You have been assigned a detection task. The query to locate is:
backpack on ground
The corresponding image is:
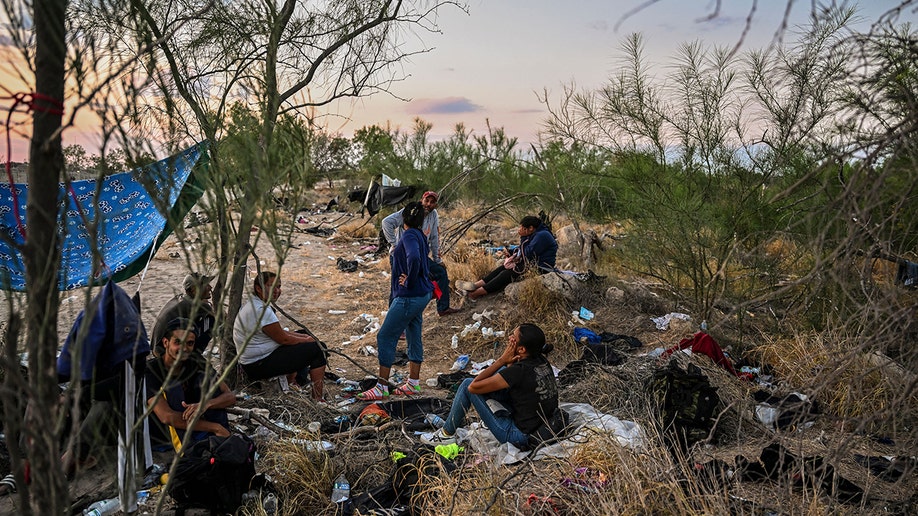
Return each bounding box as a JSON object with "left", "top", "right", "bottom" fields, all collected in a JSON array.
[
  {"left": 649, "top": 361, "right": 720, "bottom": 449},
  {"left": 167, "top": 434, "right": 257, "bottom": 512}
]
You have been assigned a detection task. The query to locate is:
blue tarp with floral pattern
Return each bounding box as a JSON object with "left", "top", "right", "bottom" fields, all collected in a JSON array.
[{"left": 0, "top": 143, "right": 206, "bottom": 291}]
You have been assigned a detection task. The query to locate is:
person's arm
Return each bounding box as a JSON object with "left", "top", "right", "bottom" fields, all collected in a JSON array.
[
  {"left": 468, "top": 340, "right": 520, "bottom": 394},
  {"left": 261, "top": 322, "right": 316, "bottom": 346},
  {"left": 381, "top": 210, "right": 404, "bottom": 247},
  {"left": 147, "top": 394, "right": 230, "bottom": 437},
  {"left": 426, "top": 210, "right": 441, "bottom": 263},
  {"left": 181, "top": 381, "right": 236, "bottom": 421}
]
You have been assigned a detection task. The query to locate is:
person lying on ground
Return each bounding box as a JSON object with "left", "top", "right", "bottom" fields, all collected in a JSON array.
[
  {"left": 150, "top": 272, "right": 216, "bottom": 357},
  {"left": 457, "top": 215, "right": 558, "bottom": 300},
  {"left": 381, "top": 190, "right": 460, "bottom": 316},
  {"left": 420, "top": 323, "right": 558, "bottom": 448},
  {"left": 358, "top": 202, "right": 435, "bottom": 400},
  {"left": 233, "top": 271, "right": 328, "bottom": 400},
  {"left": 146, "top": 318, "right": 236, "bottom": 451}
]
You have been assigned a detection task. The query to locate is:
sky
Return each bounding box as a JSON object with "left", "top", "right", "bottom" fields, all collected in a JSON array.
[
  {"left": 321, "top": 0, "right": 916, "bottom": 148},
  {"left": 2, "top": 0, "right": 915, "bottom": 160}
]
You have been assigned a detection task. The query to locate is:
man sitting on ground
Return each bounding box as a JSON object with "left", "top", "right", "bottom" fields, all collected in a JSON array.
[
  {"left": 233, "top": 271, "right": 328, "bottom": 401},
  {"left": 382, "top": 190, "right": 461, "bottom": 316},
  {"left": 150, "top": 272, "right": 216, "bottom": 357},
  {"left": 146, "top": 318, "right": 235, "bottom": 450}
]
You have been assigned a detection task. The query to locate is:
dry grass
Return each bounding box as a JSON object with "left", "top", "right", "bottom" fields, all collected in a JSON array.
[{"left": 752, "top": 331, "right": 916, "bottom": 433}]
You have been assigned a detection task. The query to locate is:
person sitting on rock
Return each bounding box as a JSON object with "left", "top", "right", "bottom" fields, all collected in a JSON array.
[
  {"left": 150, "top": 272, "right": 216, "bottom": 357},
  {"left": 146, "top": 318, "right": 236, "bottom": 451},
  {"left": 457, "top": 215, "right": 558, "bottom": 300},
  {"left": 382, "top": 190, "right": 461, "bottom": 316},
  {"left": 420, "top": 323, "right": 558, "bottom": 448},
  {"left": 233, "top": 271, "right": 328, "bottom": 401}
]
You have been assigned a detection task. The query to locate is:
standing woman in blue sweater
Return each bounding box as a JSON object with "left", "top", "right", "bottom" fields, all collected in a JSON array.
[{"left": 359, "top": 202, "right": 435, "bottom": 400}]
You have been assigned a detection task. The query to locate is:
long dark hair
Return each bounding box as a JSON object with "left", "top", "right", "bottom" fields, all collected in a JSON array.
[{"left": 517, "top": 323, "right": 547, "bottom": 357}]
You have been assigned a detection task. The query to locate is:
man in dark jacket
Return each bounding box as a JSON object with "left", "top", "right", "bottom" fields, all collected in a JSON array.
[{"left": 457, "top": 215, "right": 558, "bottom": 300}]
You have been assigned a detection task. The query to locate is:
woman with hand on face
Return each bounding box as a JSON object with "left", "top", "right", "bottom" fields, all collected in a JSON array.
[{"left": 420, "top": 323, "right": 558, "bottom": 448}]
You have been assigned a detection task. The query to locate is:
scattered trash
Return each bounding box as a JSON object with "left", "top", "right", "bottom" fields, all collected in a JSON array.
[
  {"left": 460, "top": 321, "right": 481, "bottom": 338},
  {"left": 449, "top": 355, "right": 470, "bottom": 372},
  {"left": 141, "top": 463, "right": 167, "bottom": 489},
  {"left": 578, "top": 306, "right": 594, "bottom": 321},
  {"left": 651, "top": 312, "right": 692, "bottom": 330},
  {"left": 359, "top": 346, "right": 377, "bottom": 356},
  {"left": 451, "top": 334, "right": 459, "bottom": 349},
  {"left": 331, "top": 473, "right": 350, "bottom": 503},
  {"left": 471, "top": 309, "right": 495, "bottom": 321},
  {"left": 82, "top": 496, "right": 120, "bottom": 516},
  {"left": 336, "top": 257, "right": 358, "bottom": 272},
  {"left": 470, "top": 359, "right": 495, "bottom": 375},
  {"left": 425, "top": 377, "right": 439, "bottom": 387},
  {"left": 307, "top": 421, "right": 321, "bottom": 433},
  {"left": 424, "top": 413, "right": 446, "bottom": 428},
  {"left": 561, "top": 467, "right": 609, "bottom": 493},
  {"left": 290, "top": 439, "right": 335, "bottom": 453},
  {"left": 336, "top": 378, "right": 360, "bottom": 387},
  {"left": 434, "top": 443, "right": 464, "bottom": 460},
  {"left": 328, "top": 309, "right": 347, "bottom": 315}
]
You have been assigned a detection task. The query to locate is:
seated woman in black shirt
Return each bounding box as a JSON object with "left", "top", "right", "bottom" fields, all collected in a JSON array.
[{"left": 420, "top": 323, "right": 558, "bottom": 448}]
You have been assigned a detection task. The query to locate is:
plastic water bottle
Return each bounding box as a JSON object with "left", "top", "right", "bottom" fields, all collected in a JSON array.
[
  {"left": 424, "top": 414, "right": 446, "bottom": 429},
  {"left": 451, "top": 334, "right": 459, "bottom": 349},
  {"left": 141, "top": 463, "right": 166, "bottom": 488},
  {"left": 331, "top": 473, "right": 350, "bottom": 503},
  {"left": 83, "top": 497, "right": 120, "bottom": 516},
  {"left": 700, "top": 320, "right": 708, "bottom": 332},
  {"left": 449, "top": 354, "right": 470, "bottom": 372}
]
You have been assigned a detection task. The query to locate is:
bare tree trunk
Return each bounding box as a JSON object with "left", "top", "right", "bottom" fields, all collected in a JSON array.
[{"left": 22, "top": 0, "right": 69, "bottom": 512}]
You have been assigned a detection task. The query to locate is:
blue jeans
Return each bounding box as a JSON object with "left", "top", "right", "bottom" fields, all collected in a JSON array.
[
  {"left": 377, "top": 293, "right": 431, "bottom": 367},
  {"left": 444, "top": 378, "right": 528, "bottom": 447},
  {"left": 428, "top": 258, "right": 451, "bottom": 312}
]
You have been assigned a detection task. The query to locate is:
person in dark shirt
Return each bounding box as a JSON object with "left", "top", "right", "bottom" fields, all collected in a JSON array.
[
  {"left": 457, "top": 216, "right": 558, "bottom": 300},
  {"left": 420, "top": 323, "right": 558, "bottom": 448},
  {"left": 358, "top": 202, "right": 434, "bottom": 400},
  {"left": 145, "top": 318, "right": 235, "bottom": 451},
  {"left": 150, "top": 272, "right": 216, "bottom": 357}
]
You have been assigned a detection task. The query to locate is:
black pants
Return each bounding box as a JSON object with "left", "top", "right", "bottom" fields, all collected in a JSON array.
[
  {"left": 241, "top": 342, "right": 327, "bottom": 384},
  {"left": 481, "top": 265, "right": 523, "bottom": 294}
]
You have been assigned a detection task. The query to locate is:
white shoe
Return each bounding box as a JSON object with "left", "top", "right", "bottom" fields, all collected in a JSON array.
[
  {"left": 420, "top": 428, "right": 456, "bottom": 446},
  {"left": 456, "top": 280, "right": 478, "bottom": 292}
]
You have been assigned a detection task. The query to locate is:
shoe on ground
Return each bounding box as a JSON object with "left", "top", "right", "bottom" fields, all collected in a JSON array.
[
  {"left": 438, "top": 307, "right": 461, "bottom": 316},
  {"left": 392, "top": 382, "right": 421, "bottom": 396},
  {"left": 420, "top": 428, "right": 456, "bottom": 446},
  {"left": 456, "top": 280, "right": 478, "bottom": 292}
]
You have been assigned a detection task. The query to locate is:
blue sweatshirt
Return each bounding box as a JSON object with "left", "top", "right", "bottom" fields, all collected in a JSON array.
[
  {"left": 520, "top": 223, "right": 558, "bottom": 271},
  {"left": 391, "top": 227, "right": 435, "bottom": 298}
]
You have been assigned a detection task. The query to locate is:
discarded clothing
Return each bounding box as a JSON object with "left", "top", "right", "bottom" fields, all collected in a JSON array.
[
  {"left": 853, "top": 454, "right": 917, "bottom": 482},
  {"left": 572, "top": 327, "right": 601, "bottom": 344},
  {"left": 651, "top": 312, "right": 692, "bottom": 330},
  {"left": 336, "top": 257, "right": 359, "bottom": 272},
  {"left": 661, "top": 332, "right": 738, "bottom": 376},
  {"left": 896, "top": 260, "right": 918, "bottom": 288},
  {"left": 752, "top": 390, "right": 820, "bottom": 430},
  {"left": 737, "top": 443, "right": 864, "bottom": 504}
]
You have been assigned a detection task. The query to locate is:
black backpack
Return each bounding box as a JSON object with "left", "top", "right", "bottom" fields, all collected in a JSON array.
[
  {"left": 650, "top": 362, "right": 720, "bottom": 449},
  {"left": 168, "top": 434, "right": 257, "bottom": 512}
]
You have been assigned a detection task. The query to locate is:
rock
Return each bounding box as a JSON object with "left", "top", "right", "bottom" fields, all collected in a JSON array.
[
  {"left": 555, "top": 224, "right": 582, "bottom": 260},
  {"left": 605, "top": 286, "right": 625, "bottom": 303}
]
